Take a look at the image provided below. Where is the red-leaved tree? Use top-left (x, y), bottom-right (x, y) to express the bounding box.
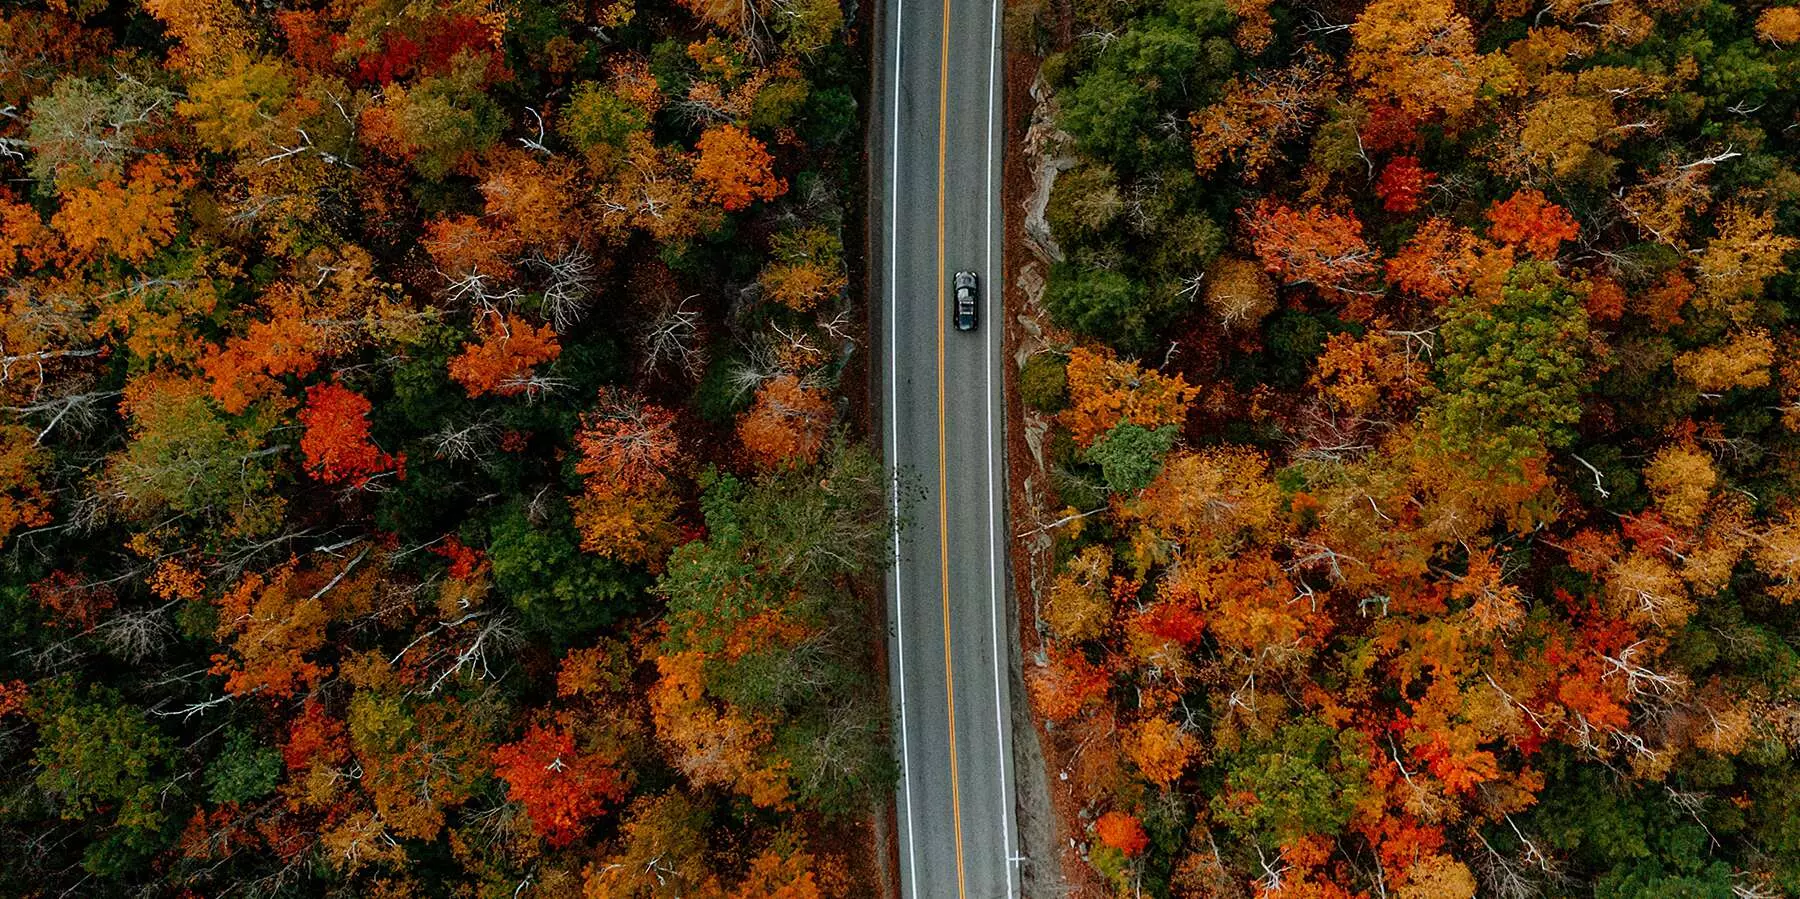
top-left (1486, 189), bottom-right (1580, 258)
top-left (493, 722), bottom-right (628, 847)
top-left (299, 383), bottom-right (398, 486)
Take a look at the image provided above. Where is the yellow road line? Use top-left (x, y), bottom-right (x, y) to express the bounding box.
top-left (935, 0), bottom-right (967, 894)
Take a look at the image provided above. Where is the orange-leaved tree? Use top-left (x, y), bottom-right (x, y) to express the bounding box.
top-left (1758, 6), bottom-right (1800, 43)
top-left (576, 388), bottom-right (682, 484)
top-left (1385, 218), bottom-right (1485, 304)
top-left (0, 193), bottom-right (55, 274)
top-left (424, 213), bottom-right (518, 282)
top-left (595, 135), bottom-right (723, 243)
top-left (1247, 201), bottom-right (1380, 294)
top-left (729, 843), bottom-right (829, 899)
top-left (693, 124), bottom-right (786, 212)
top-left (648, 650), bottom-right (791, 808)
top-left (52, 156), bottom-right (191, 264)
top-left (1095, 810), bottom-right (1150, 857)
top-left (1311, 331), bottom-right (1422, 415)
top-left (1189, 57), bottom-right (1335, 180)
top-left (1485, 189), bottom-right (1580, 259)
top-left (478, 149), bottom-right (582, 249)
top-left (493, 720), bottom-right (629, 847)
top-left (201, 287), bottom-right (327, 414)
top-left (299, 382), bottom-right (398, 486)
top-left (738, 374), bottom-right (833, 469)
top-left (571, 388), bottom-right (684, 567)
top-left (1059, 345), bottom-right (1198, 448)
top-left (1129, 449), bottom-right (1283, 555)
top-left (0, 425), bottom-right (52, 548)
top-left (1026, 647), bottom-right (1112, 723)
top-left (448, 314), bottom-right (562, 398)
top-left (1124, 716), bottom-right (1197, 788)
top-left (210, 562), bottom-right (331, 700)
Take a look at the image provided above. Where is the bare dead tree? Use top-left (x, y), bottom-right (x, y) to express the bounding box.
top-left (518, 107), bottom-right (552, 154)
top-left (442, 270), bottom-right (525, 310)
top-left (3, 388), bottom-right (119, 443)
top-left (150, 690), bottom-right (249, 723)
top-left (1472, 826), bottom-right (1552, 899)
top-left (528, 245), bottom-right (598, 332)
top-left (1732, 874), bottom-right (1784, 899)
top-left (640, 294), bottom-right (707, 379)
top-left (1599, 641), bottom-right (1690, 701)
top-left (427, 417), bottom-right (502, 462)
top-left (816, 306), bottom-right (856, 344)
top-left (98, 606), bottom-right (174, 663)
top-left (1254, 847), bottom-right (1289, 894)
top-left (259, 126), bottom-right (356, 169)
top-left (428, 613), bottom-right (524, 694)
top-left (0, 346), bottom-right (102, 397)
top-left (495, 373), bottom-right (571, 402)
top-left (1680, 145), bottom-right (1740, 169)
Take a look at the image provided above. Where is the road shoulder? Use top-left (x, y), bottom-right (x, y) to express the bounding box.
top-left (997, 19), bottom-right (1100, 899)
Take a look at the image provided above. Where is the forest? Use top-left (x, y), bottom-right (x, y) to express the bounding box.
top-left (0, 0), bottom-right (884, 895)
top-left (1010, 0), bottom-right (1800, 895)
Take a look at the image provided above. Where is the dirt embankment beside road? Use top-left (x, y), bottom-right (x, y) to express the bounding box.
top-left (999, 9), bottom-right (1110, 895)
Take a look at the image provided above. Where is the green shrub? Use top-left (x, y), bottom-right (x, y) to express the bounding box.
top-left (1019, 352), bottom-right (1070, 413)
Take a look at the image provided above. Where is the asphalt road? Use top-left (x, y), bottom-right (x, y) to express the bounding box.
top-left (873, 0), bottom-right (1017, 892)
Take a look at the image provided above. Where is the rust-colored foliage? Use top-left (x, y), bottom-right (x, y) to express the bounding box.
top-left (283, 699), bottom-right (349, 772)
top-left (648, 650), bottom-right (791, 808)
top-left (577, 389), bottom-right (682, 486)
top-left (1094, 810), bottom-right (1150, 857)
top-left (1130, 449), bottom-right (1283, 552)
top-left (0, 425), bottom-right (52, 547)
top-left (572, 389), bottom-right (686, 566)
top-left (738, 374), bottom-right (832, 469)
top-left (52, 156), bottom-right (190, 264)
top-left (479, 150), bottom-right (581, 248)
top-left (1124, 716), bottom-right (1197, 787)
top-left (1485, 189), bottom-right (1580, 258)
top-left (201, 287), bottom-right (325, 414)
top-left (448, 314), bottom-right (562, 398)
top-left (210, 563), bottom-right (331, 700)
top-left (1375, 156), bottom-right (1434, 214)
top-left (31, 570), bottom-right (116, 631)
top-left (1059, 345), bottom-right (1198, 448)
top-left (299, 383), bottom-right (398, 486)
top-left (494, 722), bottom-right (628, 847)
top-left (1027, 647), bottom-right (1111, 722)
top-left (424, 214), bottom-right (516, 280)
top-left (0, 195), bottom-right (55, 275)
top-left (730, 846), bottom-right (829, 899)
top-left (1247, 201), bottom-right (1379, 292)
top-left (693, 125), bottom-right (787, 212)
top-left (1311, 332), bottom-right (1421, 414)
top-left (1191, 57), bottom-right (1334, 180)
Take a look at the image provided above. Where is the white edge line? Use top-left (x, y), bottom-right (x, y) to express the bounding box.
top-left (886, 0), bottom-right (921, 892)
top-left (983, 0), bottom-right (1015, 893)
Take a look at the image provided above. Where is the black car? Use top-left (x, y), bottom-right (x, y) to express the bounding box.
top-left (953, 271), bottom-right (979, 331)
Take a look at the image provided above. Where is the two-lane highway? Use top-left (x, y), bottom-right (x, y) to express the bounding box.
top-left (874, 0), bottom-right (1016, 892)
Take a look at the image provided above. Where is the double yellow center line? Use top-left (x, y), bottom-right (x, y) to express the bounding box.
top-left (933, 0), bottom-right (968, 891)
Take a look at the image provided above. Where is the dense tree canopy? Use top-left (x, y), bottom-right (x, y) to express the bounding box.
top-left (0, 0), bottom-right (881, 894)
top-left (1018, 0), bottom-right (1800, 893)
